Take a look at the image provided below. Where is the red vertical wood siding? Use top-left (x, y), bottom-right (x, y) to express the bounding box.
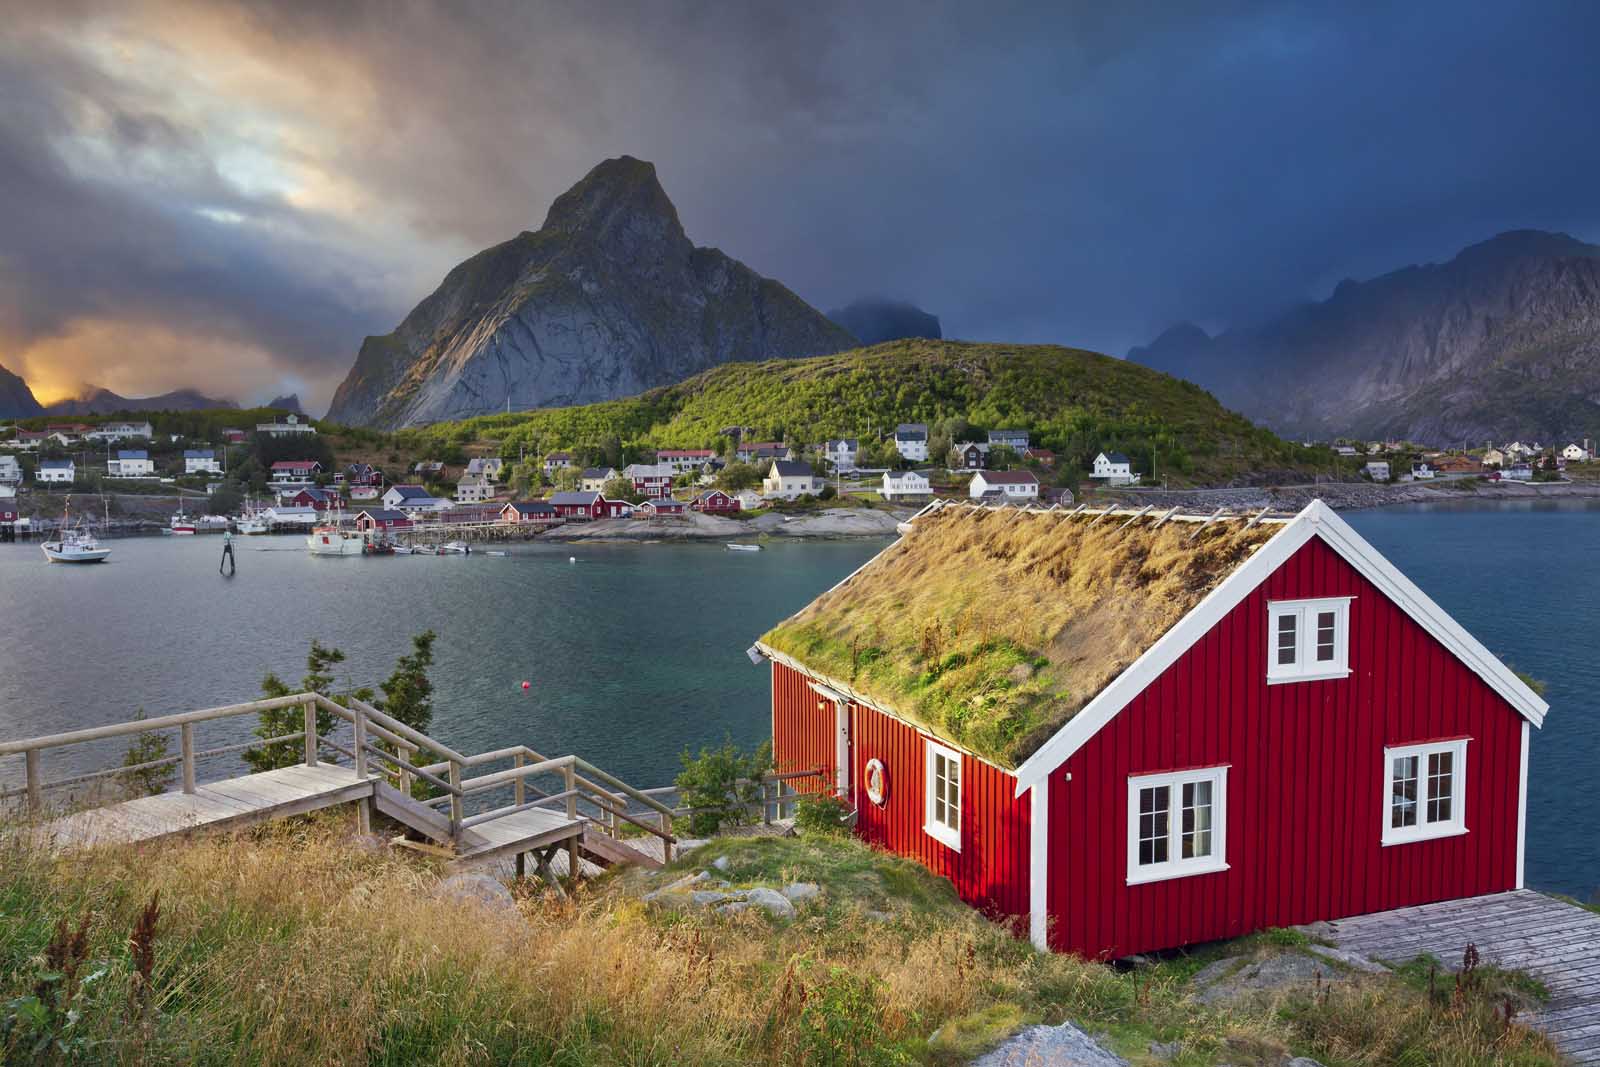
top-left (1045, 536), bottom-right (1526, 959)
top-left (769, 661), bottom-right (1030, 924)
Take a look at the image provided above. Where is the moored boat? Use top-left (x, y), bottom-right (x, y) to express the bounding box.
top-left (42, 502), bottom-right (111, 564)
top-left (306, 524), bottom-right (363, 556)
top-left (726, 543), bottom-right (761, 552)
top-left (169, 511), bottom-right (197, 535)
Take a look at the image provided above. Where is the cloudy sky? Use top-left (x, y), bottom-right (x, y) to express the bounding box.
top-left (3, 0), bottom-right (1597, 411)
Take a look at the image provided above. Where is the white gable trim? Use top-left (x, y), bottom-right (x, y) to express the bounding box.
top-left (1013, 499), bottom-right (1548, 795)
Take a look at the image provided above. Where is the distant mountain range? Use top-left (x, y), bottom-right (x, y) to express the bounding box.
top-left (326, 156), bottom-right (857, 429)
top-left (827, 298), bottom-right (941, 346)
top-left (267, 393), bottom-right (305, 416)
top-left (0, 363), bottom-right (41, 418)
top-left (0, 365), bottom-right (238, 418)
top-left (1128, 230), bottom-right (1600, 444)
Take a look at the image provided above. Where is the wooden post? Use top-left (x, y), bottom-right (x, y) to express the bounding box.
top-left (303, 702), bottom-right (318, 766)
top-left (397, 742), bottom-right (414, 796)
top-left (180, 723), bottom-right (196, 795)
top-left (659, 810), bottom-right (673, 864)
top-left (24, 749), bottom-right (40, 813)
top-left (564, 762), bottom-right (577, 820)
top-left (447, 759), bottom-right (462, 838)
top-left (352, 710), bottom-right (370, 835)
top-left (513, 752), bottom-right (525, 808)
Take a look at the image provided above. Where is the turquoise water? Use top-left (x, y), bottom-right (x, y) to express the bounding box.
top-left (0, 500), bottom-right (1594, 899)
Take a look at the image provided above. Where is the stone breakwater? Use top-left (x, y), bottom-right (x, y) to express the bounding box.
top-left (1091, 479), bottom-right (1600, 512)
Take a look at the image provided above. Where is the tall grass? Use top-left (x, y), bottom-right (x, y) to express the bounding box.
top-left (0, 819), bottom-right (1561, 1066)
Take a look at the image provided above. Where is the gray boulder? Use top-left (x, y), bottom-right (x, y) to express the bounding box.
top-left (971, 1021), bottom-right (1129, 1067)
top-left (745, 887), bottom-right (797, 919)
top-left (1304, 943), bottom-right (1387, 974)
top-left (1192, 953), bottom-right (1332, 1006)
top-left (782, 882), bottom-right (821, 903)
top-left (642, 870), bottom-right (708, 902)
top-left (436, 872), bottom-right (517, 914)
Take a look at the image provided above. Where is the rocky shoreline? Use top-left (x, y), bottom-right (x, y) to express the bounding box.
top-left (540, 505), bottom-right (910, 542)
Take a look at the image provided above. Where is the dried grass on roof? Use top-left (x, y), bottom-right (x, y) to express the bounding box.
top-left (762, 505), bottom-right (1280, 769)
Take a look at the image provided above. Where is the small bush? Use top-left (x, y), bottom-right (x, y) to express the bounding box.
top-left (675, 737), bottom-right (773, 837)
top-left (794, 792), bottom-right (852, 837)
top-left (795, 965), bottom-right (913, 1067)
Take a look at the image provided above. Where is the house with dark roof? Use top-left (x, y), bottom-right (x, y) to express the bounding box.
top-left (382, 484), bottom-right (448, 512)
top-left (499, 500), bottom-right (559, 525)
top-left (549, 491), bottom-right (631, 520)
top-left (762, 459), bottom-right (822, 500)
top-left (987, 429), bottom-right (1030, 451)
top-left (893, 423), bottom-right (929, 462)
top-left (184, 449), bottom-right (222, 475)
top-left (579, 467), bottom-right (619, 493)
top-left (1090, 451), bottom-right (1137, 485)
top-left (354, 508), bottom-right (412, 532)
top-left (37, 458), bottom-right (74, 483)
top-left (824, 439), bottom-right (860, 470)
top-left (634, 496), bottom-right (687, 517)
top-left (957, 442), bottom-right (990, 470)
top-left (755, 500), bottom-right (1548, 959)
top-left (690, 488), bottom-right (741, 514)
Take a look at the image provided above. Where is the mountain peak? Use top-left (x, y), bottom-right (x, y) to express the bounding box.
top-left (1456, 229), bottom-right (1598, 264)
top-left (541, 155), bottom-right (686, 253)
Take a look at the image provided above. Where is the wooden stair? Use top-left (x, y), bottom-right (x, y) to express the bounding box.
top-left (579, 827), bottom-right (665, 870)
top-left (372, 780), bottom-right (462, 845)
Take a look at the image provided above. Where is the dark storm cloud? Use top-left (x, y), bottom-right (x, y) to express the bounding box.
top-left (1, 0), bottom-right (1597, 406)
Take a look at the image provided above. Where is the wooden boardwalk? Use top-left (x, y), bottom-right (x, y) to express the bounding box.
top-left (34, 764), bottom-right (375, 849)
top-left (1314, 890), bottom-right (1600, 1064)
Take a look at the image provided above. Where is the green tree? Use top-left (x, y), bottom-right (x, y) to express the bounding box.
top-left (119, 709), bottom-right (174, 797)
top-left (714, 462), bottom-right (763, 491)
top-left (243, 640), bottom-right (370, 772)
top-left (551, 465), bottom-right (581, 491)
top-left (674, 738), bottom-right (773, 837)
top-left (376, 631), bottom-right (436, 736)
top-left (603, 474), bottom-right (642, 503)
top-left (508, 461), bottom-right (539, 497)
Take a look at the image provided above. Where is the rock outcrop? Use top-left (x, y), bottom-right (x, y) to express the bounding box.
top-left (827, 298), bottom-right (941, 346)
top-left (326, 156), bottom-right (856, 428)
top-left (0, 361), bottom-right (42, 418)
top-left (1129, 230), bottom-right (1600, 443)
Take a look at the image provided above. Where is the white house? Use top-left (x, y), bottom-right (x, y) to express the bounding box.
top-left (455, 473), bottom-right (495, 503)
top-left (824, 439), bottom-right (860, 470)
top-left (762, 460), bottom-right (823, 500)
top-left (270, 460), bottom-right (322, 484)
top-left (1410, 462), bottom-right (1436, 480)
top-left (0, 455), bottom-right (20, 484)
top-left (1481, 448), bottom-right (1507, 468)
top-left (1365, 460), bottom-right (1391, 481)
top-left (1562, 443), bottom-right (1591, 463)
top-left (256, 415), bottom-right (316, 437)
top-left (542, 452), bottom-right (575, 474)
top-left (1502, 463), bottom-right (1534, 482)
top-left (1090, 451), bottom-right (1137, 485)
top-left (655, 448), bottom-right (716, 474)
top-left (37, 458), bottom-right (75, 483)
top-left (893, 423), bottom-right (928, 462)
top-left (735, 488), bottom-right (766, 511)
top-left (580, 467), bottom-right (619, 493)
top-left (881, 470), bottom-right (931, 500)
top-left (968, 469), bottom-right (1039, 501)
top-left (184, 449), bottom-right (222, 475)
top-left (86, 420), bottom-right (154, 442)
top-left (107, 449), bottom-right (154, 477)
top-left (384, 484), bottom-right (449, 511)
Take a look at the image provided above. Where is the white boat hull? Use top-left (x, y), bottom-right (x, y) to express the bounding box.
top-left (42, 542), bottom-right (111, 563)
top-left (306, 531), bottom-right (364, 556)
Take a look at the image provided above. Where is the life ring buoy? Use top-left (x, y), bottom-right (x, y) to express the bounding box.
top-left (864, 758), bottom-right (888, 806)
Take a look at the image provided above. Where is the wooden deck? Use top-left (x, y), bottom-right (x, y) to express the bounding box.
top-left (34, 764), bottom-right (374, 849)
top-left (1313, 890), bottom-right (1600, 1064)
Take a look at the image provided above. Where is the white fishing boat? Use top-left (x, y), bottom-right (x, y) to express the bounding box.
top-left (235, 495), bottom-right (269, 534)
top-left (42, 502), bottom-right (111, 564)
top-left (435, 540), bottom-right (471, 555)
top-left (306, 524), bottom-right (363, 556)
top-left (726, 543), bottom-right (762, 552)
top-left (168, 511), bottom-right (197, 535)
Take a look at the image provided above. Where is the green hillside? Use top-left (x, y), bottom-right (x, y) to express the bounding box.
top-left (388, 340), bottom-right (1338, 485)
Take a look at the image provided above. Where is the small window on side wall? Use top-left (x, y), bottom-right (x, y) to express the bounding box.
top-left (1384, 739), bottom-right (1468, 845)
top-left (1127, 766), bottom-right (1229, 885)
top-left (924, 741), bottom-right (962, 851)
top-left (1267, 598), bottom-right (1352, 683)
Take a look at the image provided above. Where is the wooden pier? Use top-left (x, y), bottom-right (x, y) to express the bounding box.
top-left (1312, 890), bottom-right (1600, 1064)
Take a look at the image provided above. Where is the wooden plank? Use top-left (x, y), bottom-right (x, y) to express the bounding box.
top-left (579, 828), bottom-right (664, 870)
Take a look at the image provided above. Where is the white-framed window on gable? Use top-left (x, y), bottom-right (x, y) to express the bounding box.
top-left (1384, 739), bottom-right (1469, 845)
top-left (1126, 766), bottom-right (1229, 885)
top-left (924, 740), bottom-right (962, 851)
top-left (1266, 597), bottom-right (1352, 683)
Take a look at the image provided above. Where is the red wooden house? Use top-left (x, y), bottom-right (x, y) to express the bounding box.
top-left (500, 500), bottom-right (558, 525)
top-left (691, 489), bottom-right (741, 514)
top-left (756, 500), bottom-right (1547, 959)
top-left (288, 487), bottom-right (338, 512)
top-left (635, 497), bottom-right (686, 517)
top-left (354, 508), bottom-right (412, 532)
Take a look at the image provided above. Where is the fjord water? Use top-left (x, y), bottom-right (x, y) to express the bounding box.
top-left (0, 499), bottom-right (1594, 899)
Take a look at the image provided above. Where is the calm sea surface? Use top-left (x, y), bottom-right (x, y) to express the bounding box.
top-left (0, 499), bottom-right (1594, 898)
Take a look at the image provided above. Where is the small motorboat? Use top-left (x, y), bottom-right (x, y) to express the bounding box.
top-left (435, 540), bottom-right (471, 555)
top-left (168, 512), bottom-right (197, 535)
top-left (42, 502), bottom-right (110, 564)
top-left (362, 537), bottom-right (396, 556)
top-left (726, 543), bottom-right (762, 552)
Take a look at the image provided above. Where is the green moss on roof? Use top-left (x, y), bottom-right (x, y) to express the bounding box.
top-left (761, 505), bottom-right (1281, 769)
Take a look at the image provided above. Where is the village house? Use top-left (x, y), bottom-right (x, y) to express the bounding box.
top-left (1333, 444), bottom-right (1359, 457)
top-left (968, 469), bottom-right (1039, 501)
top-left (957, 442), bottom-right (991, 470)
top-left (349, 484), bottom-right (381, 502)
top-left (86, 420), bottom-right (154, 442)
top-left (36, 458), bottom-right (75, 483)
top-left (1365, 460), bottom-right (1391, 481)
top-left (0, 485), bottom-right (16, 525)
top-left (287, 487), bottom-right (339, 512)
top-left (1562, 442), bottom-right (1591, 463)
top-left (987, 429), bottom-right (1030, 451)
top-left (413, 460), bottom-right (445, 478)
top-left (1090, 451), bottom-right (1138, 485)
top-left (465, 457), bottom-right (504, 480)
top-left (735, 441), bottom-right (790, 464)
top-left (270, 459), bottom-right (322, 484)
top-left (0, 455), bottom-right (21, 484)
top-left (184, 449), bottom-right (222, 475)
top-left (881, 470), bottom-right (931, 501)
top-left (894, 423), bottom-right (929, 462)
top-left (623, 462), bottom-right (675, 499)
top-left (383, 484), bottom-right (449, 512)
top-left (634, 497), bottom-right (687, 518)
top-left (690, 488), bottom-right (741, 514)
top-left (1502, 463), bottom-right (1534, 482)
top-left (543, 452), bottom-right (575, 475)
top-left (499, 500), bottom-right (559, 525)
top-left (756, 500), bottom-right (1547, 959)
top-left (656, 448), bottom-right (716, 474)
top-left (106, 450), bottom-right (154, 477)
top-left (256, 414), bottom-right (316, 437)
top-left (762, 459), bottom-right (823, 500)
top-left (221, 428), bottom-right (247, 445)
top-left (550, 490), bottom-right (630, 520)
top-left (344, 463), bottom-right (383, 487)
top-left (823, 439), bottom-right (860, 471)
top-left (15, 430), bottom-right (47, 448)
top-left (354, 508), bottom-right (413, 533)
top-left (1481, 448), bottom-right (1507, 469)
top-left (579, 467), bottom-right (619, 493)
top-left (735, 488), bottom-right (766, 511)
top-left (1410, 462), bottom-right (1435, 480)
top-left (1023, 447), bottom-right (1057, 467)
top-left (455, 473), bottom-right (495, 503)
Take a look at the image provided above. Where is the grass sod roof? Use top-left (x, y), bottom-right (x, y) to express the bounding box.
top-left (761, 504), bottom-right (1285, 770)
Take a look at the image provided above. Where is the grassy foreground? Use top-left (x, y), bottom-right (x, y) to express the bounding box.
top-left (0, 817), bottom-right (1558, 1066)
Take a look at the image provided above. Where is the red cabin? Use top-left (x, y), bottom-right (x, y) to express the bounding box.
top-left (691, 489), bottom-right (741, 514)
top-left (289, 487), bottom-right (338, 512)
top-left (354, 509), bottom-right (412, 532)
top-left (757, 500), bottom-right (1546, 959)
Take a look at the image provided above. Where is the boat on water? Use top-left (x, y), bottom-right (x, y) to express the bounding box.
top-left (726, 543), bottom-right (761, 552)
top-left (362, 537), bottom-right (396, 556)
top-left (168, 511), bottom-right (197, 535)
top-left (235, 516), bottom-right (269, 534)
top-left (435, 541), bottom-right (471, 555)
top-left (42, 502), bottom-right (111, 564)
top-left (306, 524), bottom-right (363, 556)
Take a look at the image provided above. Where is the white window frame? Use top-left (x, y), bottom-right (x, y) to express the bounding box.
top-left (923, 740), bottom-right (963, 852)
top-left (1266, 597), bottom-right (1352, 684)
top-left (1126, 766), bottom-right (1229, 885)
top-left (1383, 739), bottom-right (1469, 846)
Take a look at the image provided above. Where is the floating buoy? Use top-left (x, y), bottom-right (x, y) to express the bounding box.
top-left (521, 680), bottom-right (531, 690)
top-left (569, 556), bottom-right (576, 563)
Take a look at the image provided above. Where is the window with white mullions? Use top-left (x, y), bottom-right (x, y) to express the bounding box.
top-left (1384, 739), bottom-right (1468, 845)
top-left (1267, 598), bottom-right (1352, 682)
top-left (1127, 766), bottom-right (1228, 884)
top-left (924, 740), bottom-right (962, 850)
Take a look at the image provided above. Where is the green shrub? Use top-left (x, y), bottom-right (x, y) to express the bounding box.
top-left (794, 791), bottom-right (852, 837)
top-left (675, 738), bottom-right (773, 837)
top-left (797, 965), bottom-right (913, 1067)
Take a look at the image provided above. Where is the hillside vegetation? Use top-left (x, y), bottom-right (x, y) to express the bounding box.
top-left (390, 340), bottom-right (1336, 486)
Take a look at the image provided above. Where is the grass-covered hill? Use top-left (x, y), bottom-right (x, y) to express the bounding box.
top-left (386, 340), bottom-right (1341, 486)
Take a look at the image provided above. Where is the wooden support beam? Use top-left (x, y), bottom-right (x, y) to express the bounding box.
top-left (1116, 504), bottom-right (1154, 531)
top-left (1151, 505), bottom-right (1183, 530)
top-left (303, 702), bottom-right (317, 767)
top-left (1186, 507), bottom-right (1227, 542)
top-left (25, 749), bottom-right (40, 813)
top-left (180, 723), bottom-right (196, 795)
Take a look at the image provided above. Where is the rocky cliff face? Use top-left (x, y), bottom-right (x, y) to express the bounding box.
top-left (0, 362), bottom-right (43, 418)
top-left (326, 156), bottom-right (857, 428)
top-left (1129, 231), bottom-right (1600, 443)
